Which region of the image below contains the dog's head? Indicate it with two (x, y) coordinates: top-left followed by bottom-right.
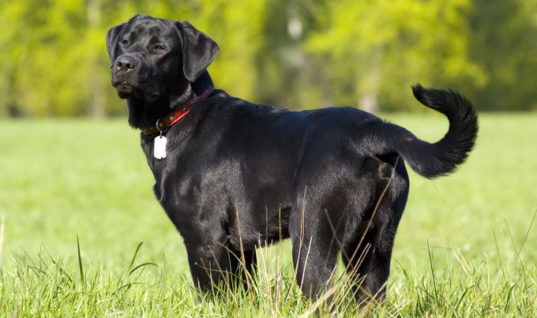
(106, 15), (219, 117)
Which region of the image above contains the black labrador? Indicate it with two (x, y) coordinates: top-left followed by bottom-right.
(106, 15), (478, 302)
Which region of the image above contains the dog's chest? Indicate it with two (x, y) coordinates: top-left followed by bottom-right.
(140, 135), (294, 244)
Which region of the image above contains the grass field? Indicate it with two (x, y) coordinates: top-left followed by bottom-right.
(1, 113), (536, 316)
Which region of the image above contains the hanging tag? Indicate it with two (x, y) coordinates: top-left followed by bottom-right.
(153, 135), (167, 159)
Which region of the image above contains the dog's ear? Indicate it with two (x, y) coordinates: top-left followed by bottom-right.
(175, 21), (219, 82)
(106, 22), (126, 63)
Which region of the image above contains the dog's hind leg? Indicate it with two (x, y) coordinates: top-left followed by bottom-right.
(289, 209), (340, 300)
(342, 156), (409, 303)
(289, 182), (358, 301)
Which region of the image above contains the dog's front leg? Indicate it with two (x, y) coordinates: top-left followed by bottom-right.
(184, 235), (250, 293)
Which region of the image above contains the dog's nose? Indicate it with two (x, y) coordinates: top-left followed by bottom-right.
(115, 55), (138, 72)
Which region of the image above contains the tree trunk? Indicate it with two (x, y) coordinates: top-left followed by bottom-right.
(87, 0), (105, 118)
(359, 47), (382, 114)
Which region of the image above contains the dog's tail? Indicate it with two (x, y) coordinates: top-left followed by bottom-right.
(367, 84), (478, 178)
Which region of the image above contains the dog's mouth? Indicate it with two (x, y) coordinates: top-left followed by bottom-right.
(115, 81), (133, 96)
(113, 80), (161, 103)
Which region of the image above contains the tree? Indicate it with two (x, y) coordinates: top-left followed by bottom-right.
(304, 0), (485, 112)
(466, 0), (537, 111)
(1, 0), (537, 116)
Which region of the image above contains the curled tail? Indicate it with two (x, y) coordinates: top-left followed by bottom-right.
(370, 84), (478, 178)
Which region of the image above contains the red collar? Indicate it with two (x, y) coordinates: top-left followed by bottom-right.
(141, 88), (213, 135)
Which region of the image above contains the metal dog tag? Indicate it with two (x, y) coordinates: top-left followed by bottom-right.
(154, 135), (167, 159)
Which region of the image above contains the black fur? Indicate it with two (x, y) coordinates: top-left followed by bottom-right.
(106, 15), (478, 303)
(366, 84), (478, 178)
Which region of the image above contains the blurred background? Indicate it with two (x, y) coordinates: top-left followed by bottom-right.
(1, 0), (537, 118)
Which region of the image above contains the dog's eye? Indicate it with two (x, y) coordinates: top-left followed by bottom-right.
(120, 39), (129, 46)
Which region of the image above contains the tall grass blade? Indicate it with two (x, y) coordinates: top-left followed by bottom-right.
(493, 231), (505, 279)
(129, 262), (158, 276)
(427, 240), (438, 302)
(128, 241), (144, 271)
(516, 208), (537, 258)
(0, 216), (4, 268)
(76, 235), (85, 285)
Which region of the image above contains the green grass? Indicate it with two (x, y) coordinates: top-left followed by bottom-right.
(1, 113), (536, 316)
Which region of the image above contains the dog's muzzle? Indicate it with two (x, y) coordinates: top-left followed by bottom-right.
(115, 55), (138, 73)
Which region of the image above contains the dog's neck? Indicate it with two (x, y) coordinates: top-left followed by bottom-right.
(168, 71), (214, 108)
(191, 71), (214, 98)
(127, 71), (215, 129)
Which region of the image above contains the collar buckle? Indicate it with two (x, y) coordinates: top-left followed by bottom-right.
(141, 88), (214, 136)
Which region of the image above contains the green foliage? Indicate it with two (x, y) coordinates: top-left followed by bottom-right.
(0, 1), (106, 116)
(1, 0), (537, 117)
(304, 0), (487, 111)
(466, 0), (537, 110)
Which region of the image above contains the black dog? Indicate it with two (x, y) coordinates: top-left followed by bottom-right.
(106, 15), (477, 302)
